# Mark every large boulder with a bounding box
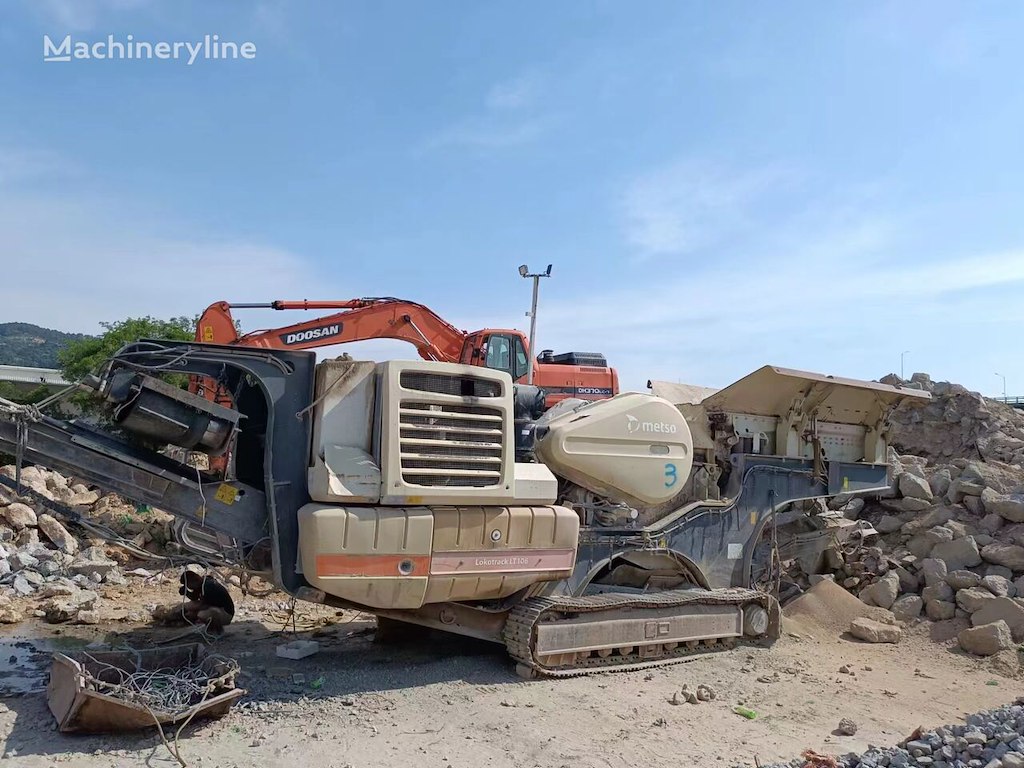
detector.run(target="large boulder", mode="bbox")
[958,620,1013,656]
[949,478,986,503]
[908,527,953,559]
[902,508,955,536]
[983,489,1024,523]
[68,490,100,507]
[980,542,1024,572]
[860,571,900,609]
[920,558,948,587]
[986,563,1016,579]
[41,599,78,624]
[900,497,932,513]
[840,498,866,518]
[979,513,1005,534]
[37,514,78,555]
[922,582,954,604]
[45,471,68,491]
[849,617,901,643]
[925,599,957,621]
[877,515,904,534]
[0,598,22,624]
[956,587,996,614]
[892,565,920,593]
[891,594,923,622]
[971,597,1024,641]
[930,469,953,498]
[961,460,1024,494]
[946,570,981,590]
[1,503,37,530]
[929,536,982,571]
[899,472,934,500]
[68,546,118,578]
[982,574,1015,597]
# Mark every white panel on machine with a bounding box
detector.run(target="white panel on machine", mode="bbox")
[379,361,528,505]
[534,393,694,507]
[308,360,382,503]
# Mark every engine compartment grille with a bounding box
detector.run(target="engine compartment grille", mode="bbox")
[400,371,502,398]
[398,400,505,488]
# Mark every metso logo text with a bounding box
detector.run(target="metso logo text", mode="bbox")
[626,414,678,434]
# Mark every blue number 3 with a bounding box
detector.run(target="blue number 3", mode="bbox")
[664,463,678,488]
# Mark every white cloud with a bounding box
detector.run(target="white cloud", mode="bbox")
[0,147,325,335]
[428,73,549,150]
[533,242,1024,393]
[525,164,1024,395]
[621,160,792,257]
[485,74,539,111]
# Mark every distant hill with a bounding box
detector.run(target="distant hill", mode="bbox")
[0,323,91,368]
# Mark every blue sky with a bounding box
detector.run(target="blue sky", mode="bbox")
[2,1,1023,395]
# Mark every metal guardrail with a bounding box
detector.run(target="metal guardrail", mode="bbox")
[993,396,1024,408]
[0,364,69,386]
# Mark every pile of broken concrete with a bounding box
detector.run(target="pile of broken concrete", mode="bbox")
[0,463,173,625]
[814,374,1024,660]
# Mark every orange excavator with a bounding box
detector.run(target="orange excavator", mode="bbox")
[195,298,618,407]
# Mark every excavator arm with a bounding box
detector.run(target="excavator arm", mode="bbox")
[196,299,469,362]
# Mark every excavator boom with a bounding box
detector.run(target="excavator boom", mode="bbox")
[197,298,467,362]
[196,298,620,407]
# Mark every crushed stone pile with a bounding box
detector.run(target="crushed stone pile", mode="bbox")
[0,463,176,625]
[753,698,1024,768]
[780,374,1024,666]
[884,372,1024,466]
[783,579,897,637]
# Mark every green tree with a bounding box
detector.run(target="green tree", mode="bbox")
[57,316,195,381]
[0,382,51,405]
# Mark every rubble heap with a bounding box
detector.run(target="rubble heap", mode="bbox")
[885,372,1024,466]
[0,463,174,625]
[799,375,1024,661]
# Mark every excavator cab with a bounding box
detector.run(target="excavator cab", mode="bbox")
[462,331,531,382]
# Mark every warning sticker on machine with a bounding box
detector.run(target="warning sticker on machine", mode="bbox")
[727,543,743,560]
[214,484,239,505]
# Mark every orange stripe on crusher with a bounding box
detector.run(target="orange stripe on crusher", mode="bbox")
[315,554,431,577]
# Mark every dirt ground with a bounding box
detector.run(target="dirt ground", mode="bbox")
[0,576,1019,768]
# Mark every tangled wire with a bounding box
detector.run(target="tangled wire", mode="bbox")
[81,652,238,714]
[80,651,239,767]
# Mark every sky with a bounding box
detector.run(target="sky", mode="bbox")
[1,0,1023,396]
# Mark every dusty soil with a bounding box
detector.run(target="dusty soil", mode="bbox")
[0,577,1019,768]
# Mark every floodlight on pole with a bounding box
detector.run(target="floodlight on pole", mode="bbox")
[519,264,553,385]
[996,372,1007,400]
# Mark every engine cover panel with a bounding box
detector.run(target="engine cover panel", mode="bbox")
[297,503,580,609]
[535,393,694,506]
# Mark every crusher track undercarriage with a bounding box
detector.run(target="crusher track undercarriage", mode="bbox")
[504,588,779,677]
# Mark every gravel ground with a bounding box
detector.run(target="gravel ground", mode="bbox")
[0,576,1020,768]
[757,698,1024,768]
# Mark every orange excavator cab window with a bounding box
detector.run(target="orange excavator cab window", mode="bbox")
[511,336,529,380]
[482,334,529,381]
[484,335,511,374]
